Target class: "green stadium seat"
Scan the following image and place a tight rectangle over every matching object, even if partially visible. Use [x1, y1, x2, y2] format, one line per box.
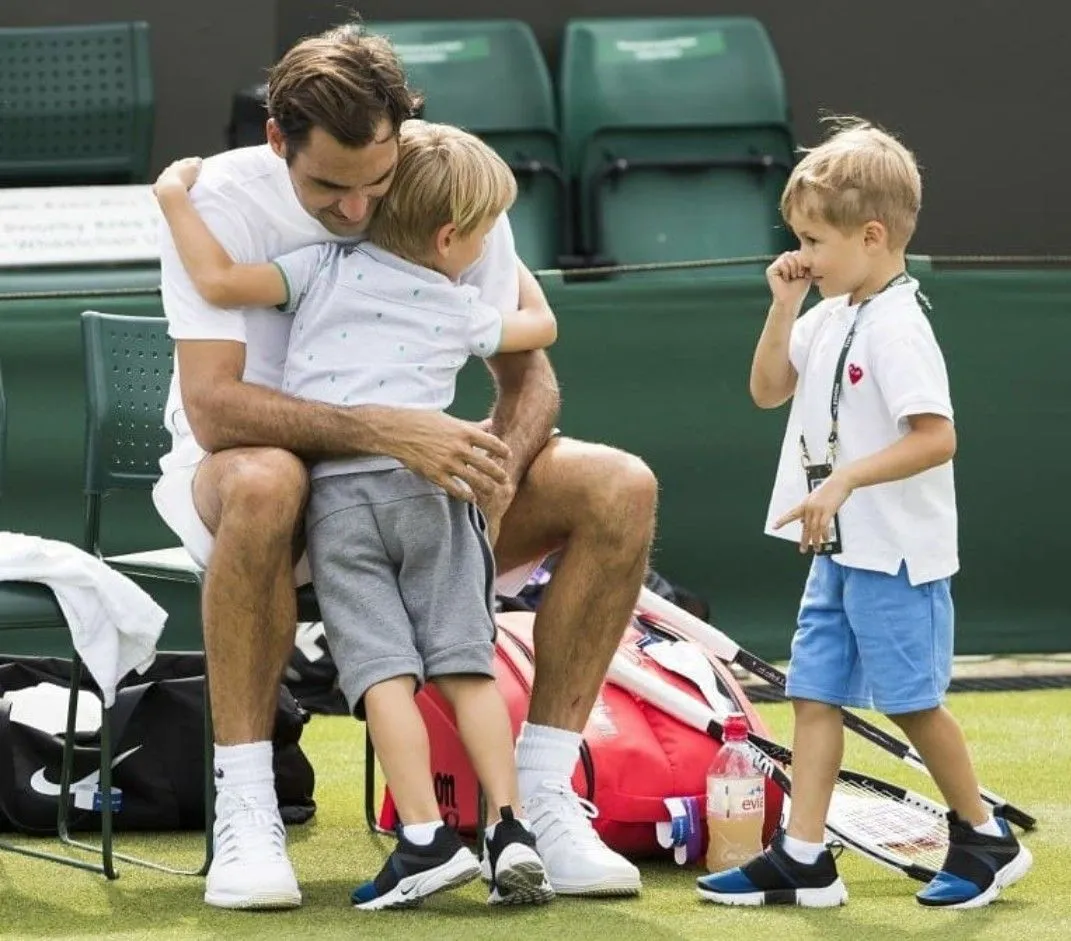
[373, 19, 567, 270]
[0, 22, 154, 186]
[560, 17, 795, 265]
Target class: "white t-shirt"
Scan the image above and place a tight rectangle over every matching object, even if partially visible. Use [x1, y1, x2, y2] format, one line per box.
[158, 144, 519, 475]
[764, 277, 958, 585]
[275, 241, 504, 479]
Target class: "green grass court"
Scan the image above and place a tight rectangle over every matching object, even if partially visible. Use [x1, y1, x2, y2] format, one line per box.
[1, 688, 1067, 940]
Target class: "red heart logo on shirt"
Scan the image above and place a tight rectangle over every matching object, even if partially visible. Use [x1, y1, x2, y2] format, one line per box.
[848, 364, 864, 385]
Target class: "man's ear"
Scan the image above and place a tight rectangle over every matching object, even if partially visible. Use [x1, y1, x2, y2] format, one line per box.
[863, 219, 888, 250]
[266, 119, 286, 160]
[435, 222, 459, 257]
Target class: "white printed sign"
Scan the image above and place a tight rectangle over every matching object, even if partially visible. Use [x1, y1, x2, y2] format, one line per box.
[0, 185, 161, 267]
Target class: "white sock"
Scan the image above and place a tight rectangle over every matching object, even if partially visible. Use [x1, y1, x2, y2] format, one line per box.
[782, 834, 826, 865]
[973, 815, 1004, 837]
[213, 742, 274, 794]
[515, 722, 582, 801]
[402, 821, 443, 846]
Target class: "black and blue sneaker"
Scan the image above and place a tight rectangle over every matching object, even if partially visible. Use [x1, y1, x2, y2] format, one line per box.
[483, 806, 555, 905]
[696, 831, 848, 908]
[916, 812, 1032, 909]
[351, 824, 481, 910]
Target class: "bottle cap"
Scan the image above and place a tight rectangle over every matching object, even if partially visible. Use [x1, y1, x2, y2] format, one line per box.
[723, 712, 749, 742]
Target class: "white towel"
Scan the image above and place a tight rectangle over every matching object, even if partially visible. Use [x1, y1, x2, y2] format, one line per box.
[0, 532, 166, 707]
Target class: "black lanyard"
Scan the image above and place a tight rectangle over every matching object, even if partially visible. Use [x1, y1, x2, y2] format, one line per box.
[799, 272, 911, 466]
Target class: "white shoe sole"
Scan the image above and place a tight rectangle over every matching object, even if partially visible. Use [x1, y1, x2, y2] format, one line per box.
[204, 887, 302, 910]
[488, 844, 555, 905]
[697, 878, 849, 908]
[353, 848, 481, 911]
[923, 845, 1034, 910]
[549, 871, 642, 897]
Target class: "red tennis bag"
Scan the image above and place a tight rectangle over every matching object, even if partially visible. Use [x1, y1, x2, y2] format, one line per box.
[379, 611, 783, 860]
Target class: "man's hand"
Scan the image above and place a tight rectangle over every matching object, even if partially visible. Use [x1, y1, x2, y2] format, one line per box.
[774, 470, 853, 553]
[470, 418, 515, 546]
[387, 410, 511, 504]
[479, 478, 514, 548]
[153, 157, 203, 199]
[766, 251, 812, 312]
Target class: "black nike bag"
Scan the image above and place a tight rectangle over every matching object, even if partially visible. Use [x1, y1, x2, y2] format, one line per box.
[0, 653, 316, 834]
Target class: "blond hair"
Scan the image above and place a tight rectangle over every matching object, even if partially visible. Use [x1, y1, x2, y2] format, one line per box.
[367, 120, 517, 261]
[781, 118, 922, 248]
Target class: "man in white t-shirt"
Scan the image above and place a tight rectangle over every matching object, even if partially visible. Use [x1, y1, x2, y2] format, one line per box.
[154, 24, 655, 909]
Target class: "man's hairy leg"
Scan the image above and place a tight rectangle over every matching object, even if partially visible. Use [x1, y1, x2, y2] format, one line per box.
[495, 437, 658, 731]
[194, 447, 307, 744]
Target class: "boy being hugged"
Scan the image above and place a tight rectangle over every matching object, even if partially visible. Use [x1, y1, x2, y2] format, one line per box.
[698, 119, 1032, 909]
[155, 120, 557, 910]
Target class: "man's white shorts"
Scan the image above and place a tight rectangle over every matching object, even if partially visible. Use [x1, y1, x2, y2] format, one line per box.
[152, 463, 538, 596]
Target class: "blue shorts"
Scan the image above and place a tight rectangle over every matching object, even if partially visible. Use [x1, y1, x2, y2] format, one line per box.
[785, 556, 954, 715]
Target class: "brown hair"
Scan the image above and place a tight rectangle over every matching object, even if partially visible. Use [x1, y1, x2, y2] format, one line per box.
[367, 120, 517, 262]
[267, 22, 422, 156]
[781, 117, 922, 249]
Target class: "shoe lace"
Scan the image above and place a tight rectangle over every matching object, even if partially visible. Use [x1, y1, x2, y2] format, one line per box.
[214, 793, 288, 865]
[526, 780, 604, 849]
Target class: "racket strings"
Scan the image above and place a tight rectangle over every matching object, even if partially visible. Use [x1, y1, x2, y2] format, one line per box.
[828, 777, 948, 872]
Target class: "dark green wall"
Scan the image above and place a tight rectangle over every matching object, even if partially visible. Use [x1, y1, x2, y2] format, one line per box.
[2, 265, 1067, 659]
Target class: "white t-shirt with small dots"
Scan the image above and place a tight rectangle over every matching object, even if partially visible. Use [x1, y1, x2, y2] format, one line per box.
[275, 241, 504, 479]
[157, 144, 519, 478]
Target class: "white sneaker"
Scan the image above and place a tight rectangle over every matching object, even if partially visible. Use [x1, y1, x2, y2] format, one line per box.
[204, 789, 302, 909]
[522, 780, 641, 896]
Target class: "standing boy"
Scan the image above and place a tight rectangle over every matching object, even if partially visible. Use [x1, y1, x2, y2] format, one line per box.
[698, 119, 1032, 909]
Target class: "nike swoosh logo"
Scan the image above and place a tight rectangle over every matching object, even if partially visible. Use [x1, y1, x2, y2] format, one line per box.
[29, 745, 143, 797]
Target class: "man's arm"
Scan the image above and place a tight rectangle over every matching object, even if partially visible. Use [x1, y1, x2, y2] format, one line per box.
[155, 159, 287, 309]
[179, 339, 511, 502]
[484, 262, 561, 486]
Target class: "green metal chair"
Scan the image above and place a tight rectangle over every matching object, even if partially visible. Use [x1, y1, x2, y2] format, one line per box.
[374, 19, 568, 270]
[560, 17, 796, 265]
[0, 359, 106, 872]
[0, 22, 154, 186]
[79, 312, 326, 869]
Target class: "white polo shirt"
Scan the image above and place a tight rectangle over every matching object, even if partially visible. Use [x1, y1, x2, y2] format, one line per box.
[274, 241, 504, 479]
[764, 277, 959, 585]
[157, 144, 519, 476]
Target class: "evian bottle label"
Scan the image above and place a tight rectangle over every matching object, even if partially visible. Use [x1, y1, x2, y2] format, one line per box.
[708, 776, 765, 818]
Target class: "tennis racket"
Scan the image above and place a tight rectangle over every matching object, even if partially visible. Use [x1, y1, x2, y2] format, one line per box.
[635, 587, 1036, 831]
[607, 649, 951, 881]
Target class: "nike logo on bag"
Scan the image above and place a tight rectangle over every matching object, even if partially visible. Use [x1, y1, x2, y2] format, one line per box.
[29, 746, 143, 797]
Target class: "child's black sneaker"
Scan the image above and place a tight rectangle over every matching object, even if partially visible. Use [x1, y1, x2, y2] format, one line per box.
[351, 824, 481, 910]
[483, 806, 554, 905]
[696, 830, 848, 908]
[916, 812, 1032, 909]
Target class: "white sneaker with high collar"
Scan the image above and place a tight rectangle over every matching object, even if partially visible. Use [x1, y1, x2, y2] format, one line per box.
[204, 789, 302, 909]
[522, 780, 641, 896]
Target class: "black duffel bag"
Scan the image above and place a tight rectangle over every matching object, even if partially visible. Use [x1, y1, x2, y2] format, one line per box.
[0, 653, 315, 834]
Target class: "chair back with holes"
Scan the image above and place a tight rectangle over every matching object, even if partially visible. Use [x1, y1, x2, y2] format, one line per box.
[81, 312, 172, 555]
[0, 22, 154, 185]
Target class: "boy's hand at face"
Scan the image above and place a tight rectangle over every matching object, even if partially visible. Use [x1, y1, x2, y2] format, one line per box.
[774, 470, 854, 553]
[766, 251, 813, 311]
[153, 157, 204, 200]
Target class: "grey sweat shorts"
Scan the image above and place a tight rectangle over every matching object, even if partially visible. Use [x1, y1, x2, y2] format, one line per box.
[305, 467, 497, 717]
